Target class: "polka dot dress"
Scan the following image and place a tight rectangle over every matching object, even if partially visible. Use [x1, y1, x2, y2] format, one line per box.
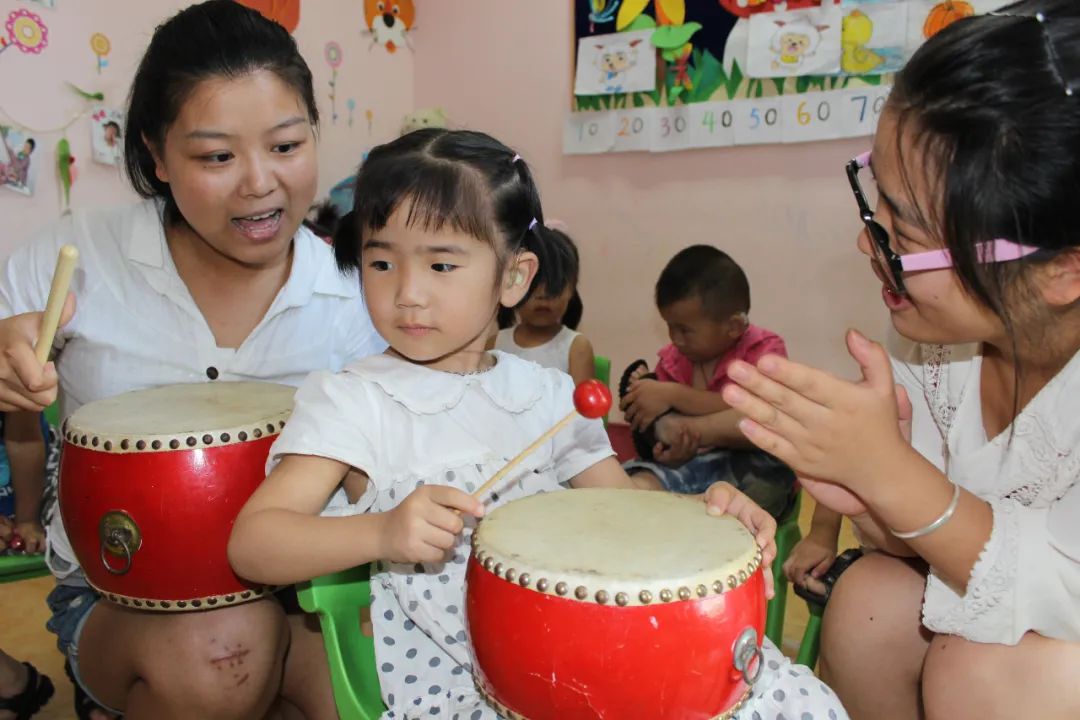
[735, 637, 850, 720]
[268, 353, 613, 719]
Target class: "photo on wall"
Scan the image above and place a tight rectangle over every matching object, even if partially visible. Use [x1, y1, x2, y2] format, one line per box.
[90, 107, 124, 166]
[0, 125, 39, 196]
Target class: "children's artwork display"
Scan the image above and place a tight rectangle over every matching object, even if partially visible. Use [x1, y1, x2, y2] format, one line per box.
[0, 125, 39, 196]
[567, 0, 1006, 154]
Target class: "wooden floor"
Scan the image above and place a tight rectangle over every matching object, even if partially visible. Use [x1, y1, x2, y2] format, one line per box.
[0, 497, 856, 719]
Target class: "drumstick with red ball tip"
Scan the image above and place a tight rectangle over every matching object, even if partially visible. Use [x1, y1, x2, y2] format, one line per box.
[35, 244, 79, 365]
[471, 379, 612, 502]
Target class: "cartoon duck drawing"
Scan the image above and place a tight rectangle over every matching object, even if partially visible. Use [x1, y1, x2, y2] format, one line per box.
[841, 10, 884, 74]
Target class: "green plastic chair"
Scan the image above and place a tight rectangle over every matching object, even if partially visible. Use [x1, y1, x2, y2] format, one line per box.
[0, 405, 58, 584]
[593, 355, 611, 426]
[797, 599, 825, 669]
[764, 491, 802, 647]
[296, 565, 384, 720]
[0, 553, 49, 584]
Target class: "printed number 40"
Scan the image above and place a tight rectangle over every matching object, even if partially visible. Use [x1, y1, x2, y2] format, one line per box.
[701, 110, 733, 132]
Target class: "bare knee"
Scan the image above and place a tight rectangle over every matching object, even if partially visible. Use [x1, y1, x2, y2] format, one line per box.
[137, 599, 290, 719]
[819, 553, 930, 700]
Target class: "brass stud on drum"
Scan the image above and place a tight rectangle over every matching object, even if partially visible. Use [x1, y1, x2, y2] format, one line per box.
[555, 582, 568, 596]
[595, 590, 609, 604]
[536, 578, 549, 592]
[697, 584, 708, 598]
[678, 586, 691, 601]
[714, 580, 725, 594]
[574, 586, 588, 600]
[727, 575, 738, 590]
[659, 589, 673, 603]
[505, 568, 517, 583]
[615, 592, 629, 607]
[518, 573, 530, 588]
[639, 590, 653, 604]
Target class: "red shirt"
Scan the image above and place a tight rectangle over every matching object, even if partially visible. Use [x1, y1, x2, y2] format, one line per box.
[655, 324, 788, 392]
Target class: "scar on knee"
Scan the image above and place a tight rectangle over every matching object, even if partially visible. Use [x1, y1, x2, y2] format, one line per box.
[209, 644, 251, 670]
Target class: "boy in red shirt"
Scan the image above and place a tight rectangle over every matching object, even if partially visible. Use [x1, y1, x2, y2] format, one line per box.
[620, 245, 796, 518]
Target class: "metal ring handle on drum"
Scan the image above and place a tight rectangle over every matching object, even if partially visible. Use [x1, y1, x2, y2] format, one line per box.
[99, 511, 141, 576]
[732, 627, 764, 686]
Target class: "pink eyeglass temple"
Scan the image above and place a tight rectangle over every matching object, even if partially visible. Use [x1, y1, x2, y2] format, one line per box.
[853, 152, 1042, 272]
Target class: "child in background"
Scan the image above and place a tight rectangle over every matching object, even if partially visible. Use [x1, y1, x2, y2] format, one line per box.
[620, 245, 796, 519]
[228, 129, 846, 720]
[493, 225, 596, 384]
[0, 412, 49, 554]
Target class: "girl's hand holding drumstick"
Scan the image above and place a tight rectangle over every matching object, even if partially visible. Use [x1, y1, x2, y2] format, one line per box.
[0, 244, 78, 411]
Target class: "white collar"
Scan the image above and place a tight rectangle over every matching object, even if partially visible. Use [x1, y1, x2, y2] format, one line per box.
[344, 350, 545, 415]
[124, 199, 358, 305]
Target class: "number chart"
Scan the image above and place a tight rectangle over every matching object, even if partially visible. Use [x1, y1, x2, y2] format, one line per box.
[566, 85, 891, 154]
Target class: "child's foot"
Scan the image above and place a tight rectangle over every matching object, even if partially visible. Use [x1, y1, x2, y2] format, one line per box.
[0, 662, 54, 720]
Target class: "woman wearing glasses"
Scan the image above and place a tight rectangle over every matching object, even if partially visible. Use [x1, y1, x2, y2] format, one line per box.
[722, 1, 1080, 717]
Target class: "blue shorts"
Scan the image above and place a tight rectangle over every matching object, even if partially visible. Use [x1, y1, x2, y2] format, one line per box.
[45, 582, 124, 716]
[624, 448, 796, 519]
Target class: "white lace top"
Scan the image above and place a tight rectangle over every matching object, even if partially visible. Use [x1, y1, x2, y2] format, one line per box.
[891, 336, 1080, 645]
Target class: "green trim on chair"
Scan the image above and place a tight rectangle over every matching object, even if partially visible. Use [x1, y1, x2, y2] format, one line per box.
[796, 599, 824, 669]
[297, 565, 385, 720]
[764, 492, 802, 647]
[0, 554, 49, 584]
[593, 355, 611, 426]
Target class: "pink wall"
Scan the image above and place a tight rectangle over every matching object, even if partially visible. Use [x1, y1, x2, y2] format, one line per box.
[0, 0, 412, 255]
[413, 1, 889, 382]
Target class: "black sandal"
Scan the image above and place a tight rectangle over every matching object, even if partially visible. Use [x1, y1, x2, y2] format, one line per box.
[0, 662, 54, 720]
[793, 548, 864, 608]
[618, 360, 665, 461]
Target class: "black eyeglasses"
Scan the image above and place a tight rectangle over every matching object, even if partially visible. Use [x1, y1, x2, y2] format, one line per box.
[846, 151, 1039, 295]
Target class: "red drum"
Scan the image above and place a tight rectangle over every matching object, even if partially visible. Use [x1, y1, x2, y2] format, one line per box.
[59, 382, 294, 611]
[467, 489, 766, 720]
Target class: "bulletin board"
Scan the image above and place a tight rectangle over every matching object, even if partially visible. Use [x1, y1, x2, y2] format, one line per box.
[565, 0, 1004, 154]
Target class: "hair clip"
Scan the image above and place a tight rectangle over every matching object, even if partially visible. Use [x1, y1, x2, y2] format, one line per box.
[511, 154, 522, 163]
[528, 218, 538, 230]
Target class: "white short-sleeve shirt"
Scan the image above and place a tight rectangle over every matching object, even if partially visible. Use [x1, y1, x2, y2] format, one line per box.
[268, 351, 613, 718]
[0, 199, 386, 573]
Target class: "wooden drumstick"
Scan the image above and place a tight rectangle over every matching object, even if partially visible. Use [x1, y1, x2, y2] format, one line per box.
[471, 379, 612, 502]
[35, 244, 79, 365]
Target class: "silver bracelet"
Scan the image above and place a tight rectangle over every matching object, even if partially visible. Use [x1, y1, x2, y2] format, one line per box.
[890, 483, 961, 540]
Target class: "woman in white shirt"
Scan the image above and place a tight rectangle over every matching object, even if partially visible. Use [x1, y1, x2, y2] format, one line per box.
[718, 3, 1080, 718]
[0, 2, 382, 718]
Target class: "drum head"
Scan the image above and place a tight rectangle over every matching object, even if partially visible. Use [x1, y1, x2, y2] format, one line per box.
[64, 382, 295, 452]
[473, 488, 761, 606]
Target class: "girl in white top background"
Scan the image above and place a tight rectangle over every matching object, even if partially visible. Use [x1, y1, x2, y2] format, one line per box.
[227, 128, 851, 720]
[493, 225, 596, 385]
[722, 1, 1080, 717]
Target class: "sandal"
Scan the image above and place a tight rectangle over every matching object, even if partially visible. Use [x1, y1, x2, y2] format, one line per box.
[793, 548, 864, 608]
[0, 662, 54, 720]
[618, 360, 670, 462]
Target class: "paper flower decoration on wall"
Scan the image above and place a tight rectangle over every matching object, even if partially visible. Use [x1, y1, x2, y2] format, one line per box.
[234, 0, 301, 33]
[1, 9, 49, 56]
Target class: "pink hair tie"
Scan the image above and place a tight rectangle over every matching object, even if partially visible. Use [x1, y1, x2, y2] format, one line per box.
[512, 154, 522, 163]
[528, 218, 538, 230]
